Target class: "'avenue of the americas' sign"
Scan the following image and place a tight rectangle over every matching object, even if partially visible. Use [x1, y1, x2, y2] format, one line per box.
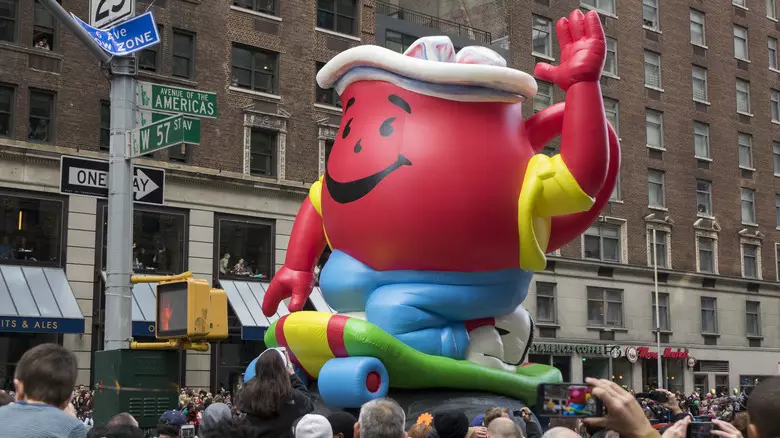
[136, 81, 218, 119]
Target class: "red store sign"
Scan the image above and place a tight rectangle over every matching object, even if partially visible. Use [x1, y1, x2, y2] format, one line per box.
[636, 347, 689, 360]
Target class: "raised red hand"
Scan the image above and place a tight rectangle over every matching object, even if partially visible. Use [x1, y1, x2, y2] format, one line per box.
[534, 10, 606, 91]
[261, 265, 315, 317]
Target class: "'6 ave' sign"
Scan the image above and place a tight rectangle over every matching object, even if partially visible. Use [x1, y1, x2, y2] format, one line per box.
[90, 0, 135, 29]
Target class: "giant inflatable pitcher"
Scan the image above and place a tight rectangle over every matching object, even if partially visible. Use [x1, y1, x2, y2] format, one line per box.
[252, 9, 620, 408]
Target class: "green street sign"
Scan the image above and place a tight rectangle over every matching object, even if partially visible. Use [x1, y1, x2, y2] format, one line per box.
[136, 81, 217, 119]
[129, 115, 194, 159]
[137, 111, 201, 144]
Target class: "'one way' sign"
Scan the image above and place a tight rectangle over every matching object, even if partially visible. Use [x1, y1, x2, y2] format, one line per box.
[59, 156, 165, 205]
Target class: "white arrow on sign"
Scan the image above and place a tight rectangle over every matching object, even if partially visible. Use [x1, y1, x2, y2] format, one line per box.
[133, 169, 159, 200]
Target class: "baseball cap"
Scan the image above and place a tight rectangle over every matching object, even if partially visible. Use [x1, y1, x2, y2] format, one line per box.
[293, 414, 333, 438]
[200, 403, 232, 432]
[159, 410, 187, 426]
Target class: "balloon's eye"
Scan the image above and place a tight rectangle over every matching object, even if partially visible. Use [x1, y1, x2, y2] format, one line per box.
[380, 117, 396, 137]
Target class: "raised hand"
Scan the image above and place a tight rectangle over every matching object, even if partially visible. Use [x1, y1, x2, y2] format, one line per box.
[534, 10, 606, 91]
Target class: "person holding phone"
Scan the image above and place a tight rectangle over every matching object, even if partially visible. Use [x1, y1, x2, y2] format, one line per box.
[240, 348, 314, 438]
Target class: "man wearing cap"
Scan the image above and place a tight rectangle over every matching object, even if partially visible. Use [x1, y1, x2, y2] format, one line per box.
[294, 414, 333, 438]
[157, 410, 187, 438]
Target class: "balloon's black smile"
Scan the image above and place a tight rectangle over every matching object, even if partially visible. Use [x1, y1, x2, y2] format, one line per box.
[326, 154, 412, 204]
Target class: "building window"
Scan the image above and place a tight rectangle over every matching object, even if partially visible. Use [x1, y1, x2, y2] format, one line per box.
[168, 143, 189, 163]
[385, 30, 416, 54]
[100, 206, 186, 274]
[533, 81, 553, 113]
[693, 122, 709, 159]
[741, 188, 756, 224]
[316, 0, 357, 36]
[734, 0, 747, 6]
[746, 301, 761, 336]
[28, 90, 53, 143]
[769, 0, 778, 19]
[580, 0, 615, 15]
[32, 0, 55, 50]
[0, 84, 12, 137]
[774, 142, 780, 175]
[535, 282, 556, 324]
[740, 375, 771, 393]
[316, 62, 341, 107]
[690, 9, 705, 46]
[583, 224, 621, 262]
[701, 297, 717, 333]
[648, 229, 668, 268]
[532, 15, 552, 58]
[233, 0, 276, 15]
[250, 128, 277, 177]
[644, 51, 661, 88]
[172, 30, 195, 79]
[645, 109, 663, 149]
[734, 26, 749, 60]
[0, 0, 18, 43]
[0, 193, 63, 266]
[772, 90, 780, 122]
[776, 195, 780, 228]
[697, 180, 712, 216]
[99, 100, 110, 150]
[217, 216, 274, 281]
[742, 243, 759, 279]
[736, 79, 751, 114]
[604, 98, 619, 135]
[138, 26, 162, 72]
[610, 175, 621, 201]
[587, 287, 623, 327]
[231, 44, 278, 94]
[648, 169, 665, 209]
[692, 66, 708, 102]
[642, 0, 659, 30]
[777, 244, 780, 280]
[698, 237, 715, 273]
[651, 292, 670, 331]
[738, 133, 753, 169]
[769, 38, 778, 70]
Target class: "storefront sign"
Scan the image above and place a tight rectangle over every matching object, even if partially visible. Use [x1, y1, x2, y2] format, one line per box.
[632, 346, 689, 360]
[530, 343, 621, 357]
[0, 316, 85, 334]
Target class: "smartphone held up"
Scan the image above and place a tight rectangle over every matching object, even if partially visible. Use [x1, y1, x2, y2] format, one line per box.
[537, 383, 604, 418]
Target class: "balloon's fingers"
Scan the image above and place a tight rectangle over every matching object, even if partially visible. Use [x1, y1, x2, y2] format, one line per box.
[556, 17, 573, 48]
[534, 63, 557, 83]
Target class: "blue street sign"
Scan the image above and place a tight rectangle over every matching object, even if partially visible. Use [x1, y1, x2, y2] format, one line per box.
[71, 11, 160, 56]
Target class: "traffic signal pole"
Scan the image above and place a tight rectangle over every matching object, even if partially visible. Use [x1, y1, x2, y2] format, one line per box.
[41, 1, 135, 350]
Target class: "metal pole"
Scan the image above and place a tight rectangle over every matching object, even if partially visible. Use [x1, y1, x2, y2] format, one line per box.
[38, 0, 111, 64]
[653, 228, 663, 389]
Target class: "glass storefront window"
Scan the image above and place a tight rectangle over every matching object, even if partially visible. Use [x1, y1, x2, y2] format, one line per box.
[694, 375, 708, 395]
[0, 333, 59, 391]
[217, 216, 274, 281]
[643, 358, 685, 392]
[611, 358, 633, 389]
[101, 206, 187, 274]
[714, 375, 729, 394]
[740, 375, 771, 393]
[583, 357, 610, 380]
[0, 193, 63, 266]
[528, 354, 571, 381]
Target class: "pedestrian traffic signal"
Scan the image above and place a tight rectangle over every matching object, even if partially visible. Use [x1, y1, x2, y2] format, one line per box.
[156, 278, 228, 340]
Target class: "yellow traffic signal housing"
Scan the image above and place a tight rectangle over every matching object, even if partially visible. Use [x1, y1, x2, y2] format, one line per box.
[155, 278, 228, 341]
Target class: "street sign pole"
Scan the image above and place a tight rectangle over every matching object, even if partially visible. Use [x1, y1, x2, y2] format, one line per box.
[40, 0, 135, 351]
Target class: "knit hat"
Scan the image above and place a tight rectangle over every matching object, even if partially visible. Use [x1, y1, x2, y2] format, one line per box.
[200, 403, 231, 432]
[433, 411, 470, 438]
[293, 414, 333, 438]
[327, 411, 357, 438]
[159, 410, 187, 426]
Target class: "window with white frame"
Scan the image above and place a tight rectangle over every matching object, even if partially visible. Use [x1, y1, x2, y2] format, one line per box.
[532, 15, 553, 58]
[769, 38, 778, 69]
[776, 195, 780, 228]
[643, 0, 659, 30]
[772, 90, 780, 122]
[698, 236, 716, 273]
[587, 287, 623, 327]
[533, 81, 554, 113]
[742, 243, 760, 279]
[734, 0, 747, 6]
[739, 133, 753, 169]
[652, 292, 670, 331]
[644, 51, 662, 88]
[741, 188, 757, 224]
[776, 244, 780, 280]
[580, 0, 616, 15]
[583, 224, 621, 262]
[535, 282, 556, 324]
[697, 180, 713, 216]
[701, 297, 718, 333]
[690, 9, 706, 46]
[769, 0, 778, 19]
[746, 301, 761, 336]
[604, 98, 619, 135]
[734, 26, 749, 60]
[604, 38, 618, 76]
[648, 169, 665, 208]
[692, 66, 708, 102]
[648, 228, 669, 268]
[646, 109, 663, 149]
[736, 79, 751, 114]
[610, 175, 621, 201]
[694, 121, 710, 159]
[774, 142, 780, 175]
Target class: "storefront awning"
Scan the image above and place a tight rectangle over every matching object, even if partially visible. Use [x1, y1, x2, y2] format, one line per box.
[100, 272, 158, 337]
[219, 280, 334, 341]
[0, 266, 85, 334]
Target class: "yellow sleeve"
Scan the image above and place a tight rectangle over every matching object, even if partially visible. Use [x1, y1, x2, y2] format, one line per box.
[309, 175, 324, 216]
[517, 154, 595, 271]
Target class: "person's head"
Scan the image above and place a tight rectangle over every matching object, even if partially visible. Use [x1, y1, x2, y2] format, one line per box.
[294, 414, 333, 438]
[406, 423, 431, 438]
[239, 349, 292, 417]
[355, 398, 407, 438]
[201, 402, 233, 437]
[547, 418, 578, 431]
[483, 407, 509, 427]
[747, 376, 780, 438]
[733, 411, 749, 437]
[13, 343, 77, 409]
[433, 411, 469, 438]
[157, 409, 187, 438]
[487, 417, 523, 438]
[541, 427, 582, 438]
[107, 412, 139, 429]
[328, 411, 357, 438]
[87, 426, 108, 438]
[0, 390, 14, 406]
[105, 425, 144, 438]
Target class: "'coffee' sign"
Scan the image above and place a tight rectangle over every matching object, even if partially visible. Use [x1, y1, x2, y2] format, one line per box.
[636, 347, 689, 360]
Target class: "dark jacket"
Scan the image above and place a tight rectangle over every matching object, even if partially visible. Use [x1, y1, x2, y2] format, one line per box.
[243, 375, 314, 438]
[524, 420, 542, 438]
